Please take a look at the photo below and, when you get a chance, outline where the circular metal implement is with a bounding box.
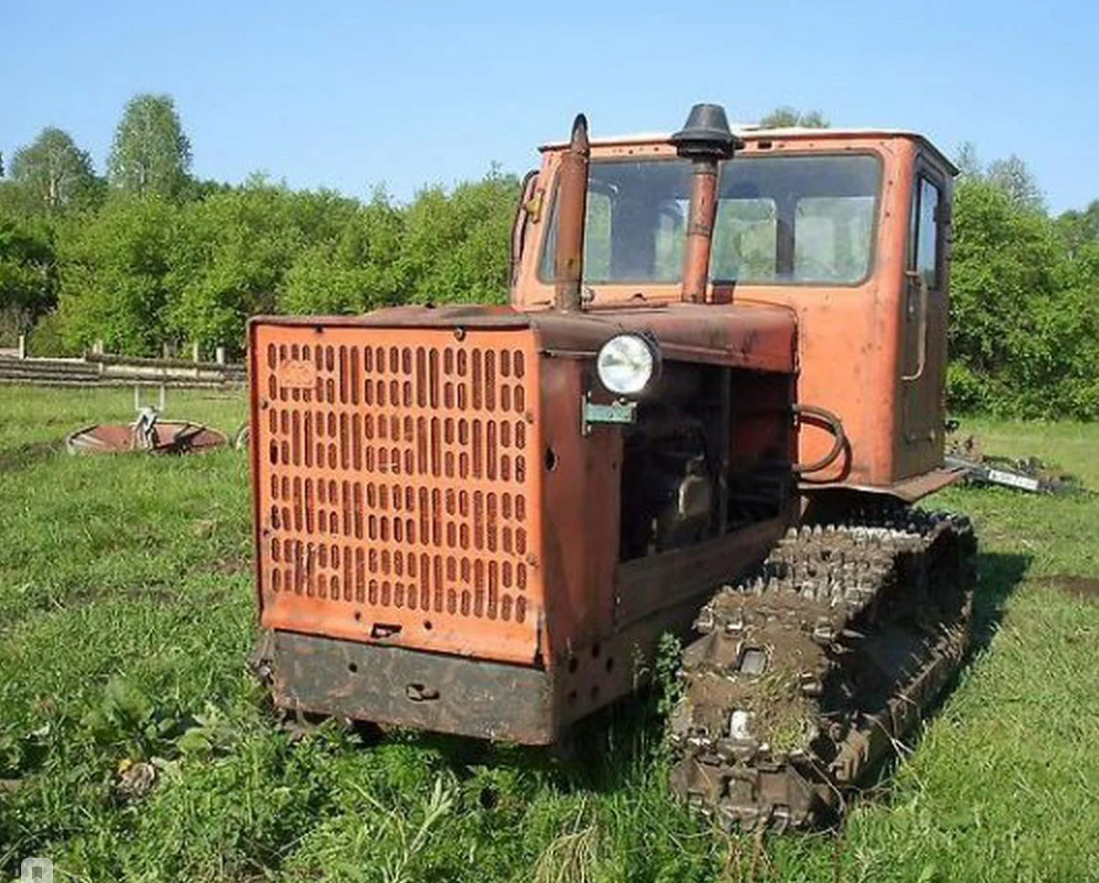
[66,411,228,456]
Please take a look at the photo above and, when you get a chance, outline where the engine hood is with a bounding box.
[254,302,796,374]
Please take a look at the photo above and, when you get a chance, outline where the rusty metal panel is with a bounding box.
[614,517,786,627]
[263,587,716,744]
[530,304,797,374]
[800,465,966,504]
[553,114,590,311]
[250,323,545,665]
[536,353,622,655]
[267,630,556,743]
[66,420,227,455]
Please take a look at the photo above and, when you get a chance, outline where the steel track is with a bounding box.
[669,508,977,829]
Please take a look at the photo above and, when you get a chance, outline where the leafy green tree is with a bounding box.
[1057,200,1099,258]
[55,195,179,354]
[280,189,406,316]
[986,155,1046,214]
[10,128,97,211]
[167,182,362,351]
[954,142,983,179]
[948,178,1099,417]
[108,94,193,198]
[179,177,233,202]
[0,180,41,219]
[398,168,519,306]
[0,211,57,341]
[951,145,1045,213]
[759,107,830,128]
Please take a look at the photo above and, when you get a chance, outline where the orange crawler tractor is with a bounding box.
[249,105,975,828]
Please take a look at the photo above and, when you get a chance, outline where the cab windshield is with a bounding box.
[539,153,881,286]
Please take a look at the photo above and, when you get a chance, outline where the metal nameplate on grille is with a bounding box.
[276,358,317,389]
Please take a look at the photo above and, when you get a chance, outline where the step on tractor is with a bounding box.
[247,104,976,829]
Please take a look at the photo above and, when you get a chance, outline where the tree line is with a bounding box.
[0,94,516,360]
[2,97,1098,418]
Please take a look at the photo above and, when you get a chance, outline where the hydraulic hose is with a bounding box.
[792,404,846,475]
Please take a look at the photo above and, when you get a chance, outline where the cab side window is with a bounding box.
[910,175,942,290]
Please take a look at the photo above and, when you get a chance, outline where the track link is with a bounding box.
[669,508,976,830]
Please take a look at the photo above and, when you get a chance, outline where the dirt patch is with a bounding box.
[681,592,828,756]
[0,440,61,474]
[206,556,251,577]
[126,585,181,604]
[1034,575,1099,604]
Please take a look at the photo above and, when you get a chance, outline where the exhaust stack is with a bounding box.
[554,114,590,311]
[671,104,742,304]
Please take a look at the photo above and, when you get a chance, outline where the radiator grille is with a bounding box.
[252,324,543,664]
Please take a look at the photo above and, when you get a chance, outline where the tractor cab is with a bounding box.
[512,112,958,492]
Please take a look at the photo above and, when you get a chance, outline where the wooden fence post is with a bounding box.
[17,334,26,360]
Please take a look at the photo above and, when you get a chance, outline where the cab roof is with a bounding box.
[539,127,959,175]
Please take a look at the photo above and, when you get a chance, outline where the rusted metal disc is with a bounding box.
[65,421,228,455]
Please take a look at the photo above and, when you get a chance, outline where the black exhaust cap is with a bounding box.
[671,103,743,159]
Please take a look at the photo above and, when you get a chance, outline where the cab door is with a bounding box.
[899,161,950,477]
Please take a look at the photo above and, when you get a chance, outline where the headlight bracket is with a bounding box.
[581,394,638,436]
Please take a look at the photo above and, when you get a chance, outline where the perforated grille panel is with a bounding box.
[251,323,544,664]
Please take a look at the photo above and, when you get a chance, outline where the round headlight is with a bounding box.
[596,334,659,396]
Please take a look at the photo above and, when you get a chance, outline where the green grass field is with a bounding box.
[1,387,1098,883]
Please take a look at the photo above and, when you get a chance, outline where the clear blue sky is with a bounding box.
[1,0,1095,213]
